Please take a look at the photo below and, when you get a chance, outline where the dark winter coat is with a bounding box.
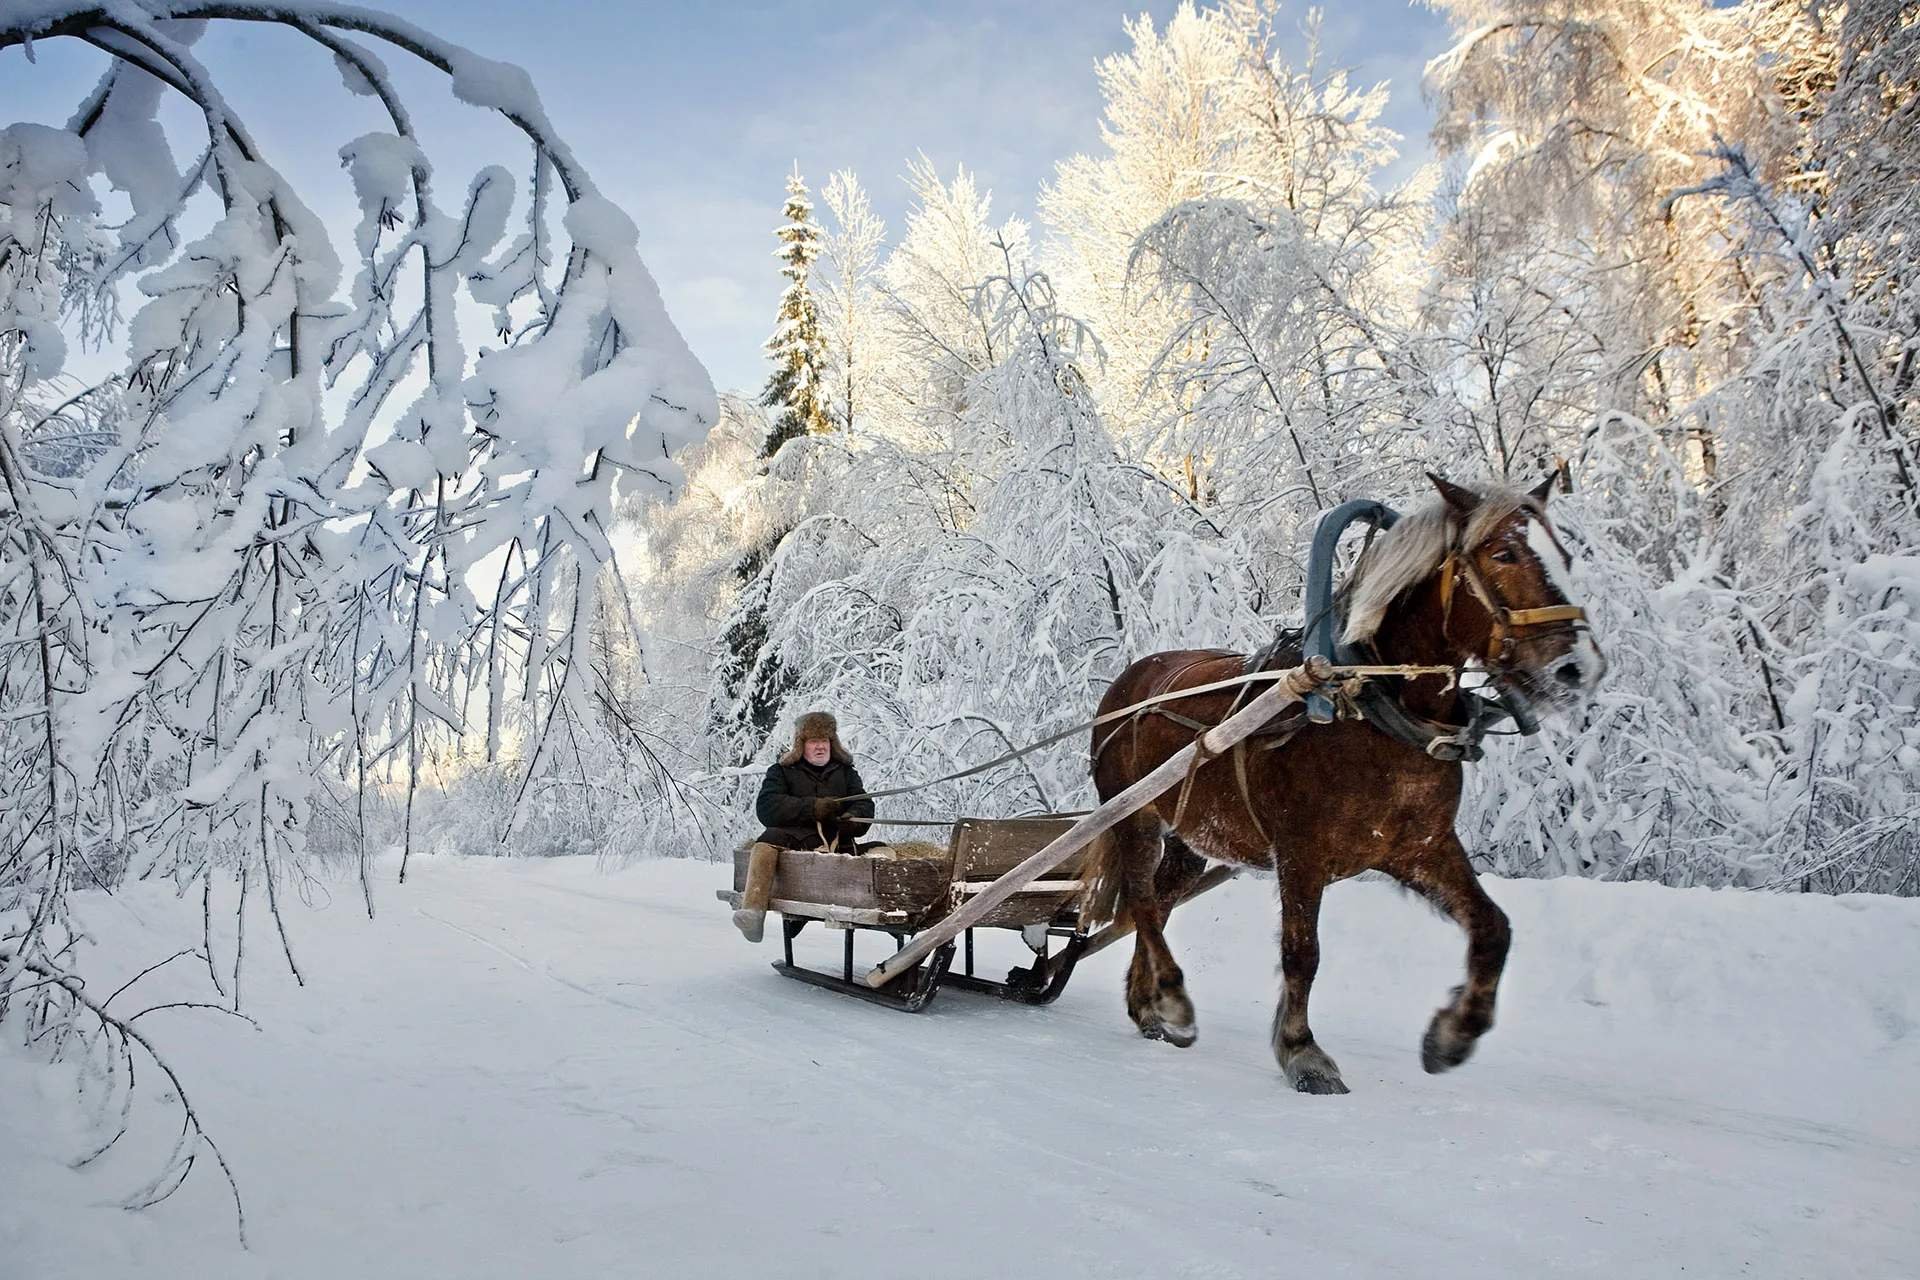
[754,758,875,851]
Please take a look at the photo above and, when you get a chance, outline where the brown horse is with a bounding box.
[1083,474,1605,1093]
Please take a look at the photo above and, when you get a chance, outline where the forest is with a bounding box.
[1,2,1916,1263]
[609,0,1918,898]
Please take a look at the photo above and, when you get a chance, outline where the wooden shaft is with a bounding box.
[864,658,1329,989]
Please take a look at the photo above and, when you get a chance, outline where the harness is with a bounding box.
[1304,499,1590,763]
[1085,650,1307,846]
[834,495,1589,829]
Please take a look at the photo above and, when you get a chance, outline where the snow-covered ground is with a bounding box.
[4,855,1917,1279]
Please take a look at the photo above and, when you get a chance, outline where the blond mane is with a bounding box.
[1339,488,1532,645]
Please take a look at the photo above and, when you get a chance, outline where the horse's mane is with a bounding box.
[1339,488,1531,646]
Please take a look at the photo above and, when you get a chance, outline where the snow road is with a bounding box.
[4,856,1917,1279]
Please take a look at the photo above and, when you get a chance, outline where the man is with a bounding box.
[732,710,877,942]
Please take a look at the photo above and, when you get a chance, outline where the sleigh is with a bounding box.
[716,818,1089,1011]
[716,814,1240,1013]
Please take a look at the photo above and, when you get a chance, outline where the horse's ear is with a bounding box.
[1528,472,1556,505]
[1426,472,1479,516]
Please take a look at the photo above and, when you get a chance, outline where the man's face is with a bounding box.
[803,737,832,767]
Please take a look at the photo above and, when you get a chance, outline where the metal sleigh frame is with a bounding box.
[770,915,1088,1014]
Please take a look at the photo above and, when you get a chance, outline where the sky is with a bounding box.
[4,0,1455,396]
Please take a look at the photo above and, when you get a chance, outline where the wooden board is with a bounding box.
[949,817,1085,879]
[731,846,950,921]
[714,889,906,927]
[944,816,1086,930]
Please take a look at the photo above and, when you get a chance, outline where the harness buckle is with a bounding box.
[1424,734,1481,763]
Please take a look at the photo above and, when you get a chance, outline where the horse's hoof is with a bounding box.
[1137,1019,1198,1048]
[1281,1043,1349,1094]
[1290,1069,1350,1095]
[1421,1011,1478,1074]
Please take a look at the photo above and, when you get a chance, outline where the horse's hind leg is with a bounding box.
[1153,832,1209,913]
[1272,861,1349,1094]
[1113,814,1199,1048]
[1392,837,1512,1074]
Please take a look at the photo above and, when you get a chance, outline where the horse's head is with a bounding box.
[1424,472,1605,716]
[1342,473,1605,720]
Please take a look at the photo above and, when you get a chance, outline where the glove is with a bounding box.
[812,796,844,820]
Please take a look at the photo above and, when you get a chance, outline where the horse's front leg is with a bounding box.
[1114,815,1199,1047]
[1395,836,1512,1073]
[1272,862,1349,1094]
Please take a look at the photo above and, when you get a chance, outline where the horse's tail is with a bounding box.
[1078,828,1129,930]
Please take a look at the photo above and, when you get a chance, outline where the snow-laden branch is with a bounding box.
[2,0,714,1227]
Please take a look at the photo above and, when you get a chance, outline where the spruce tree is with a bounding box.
[760,167,832,456]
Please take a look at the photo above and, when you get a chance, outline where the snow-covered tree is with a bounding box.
[1423,1,1917,892]
[714,169,836,741]
[1418,190,1614,479]
[1,2,713,1220]
[759,167,831,456]
[1425,0,1808,471]
[731,254,1263,816]
[613,0,1916,899]
[875,156,1032,447]
[1040,1,1244,442]
[815,169,886,434]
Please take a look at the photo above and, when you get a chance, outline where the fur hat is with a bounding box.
[780,710,853,766]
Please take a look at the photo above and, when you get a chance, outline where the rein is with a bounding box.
[848,660,1455,806]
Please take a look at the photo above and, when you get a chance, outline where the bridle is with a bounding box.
[1436,516,1589,674]
[1366,511,1589,762]
[1299,493,1591,763]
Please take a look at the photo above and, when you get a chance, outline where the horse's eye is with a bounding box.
[1490,547,1518,564]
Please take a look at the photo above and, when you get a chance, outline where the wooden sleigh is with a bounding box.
[715,818,1105,1011]
[717,817,1240,1013]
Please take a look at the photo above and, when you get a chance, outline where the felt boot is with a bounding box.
[732,841,781,942]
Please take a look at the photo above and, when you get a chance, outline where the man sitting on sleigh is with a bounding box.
[731,710,877,942]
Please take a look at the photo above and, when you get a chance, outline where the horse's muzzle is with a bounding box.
[1541,633,1606,706]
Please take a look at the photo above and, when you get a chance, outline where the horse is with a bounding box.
[1081,473,1605,1093]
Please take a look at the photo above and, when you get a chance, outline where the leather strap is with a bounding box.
[1505,604,1587,627]
[1349,676,1499,763]
[1440,545,1588,667]
[1233,738,1274,845]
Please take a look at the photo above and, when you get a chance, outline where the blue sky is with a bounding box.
[6,1,1453,395]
